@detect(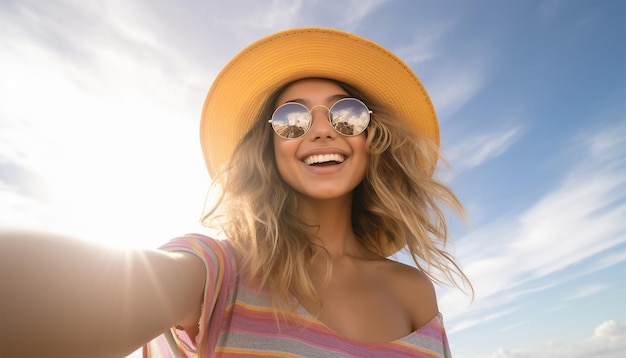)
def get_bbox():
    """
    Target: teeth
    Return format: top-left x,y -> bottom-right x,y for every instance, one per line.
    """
304,153 -> 345,165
